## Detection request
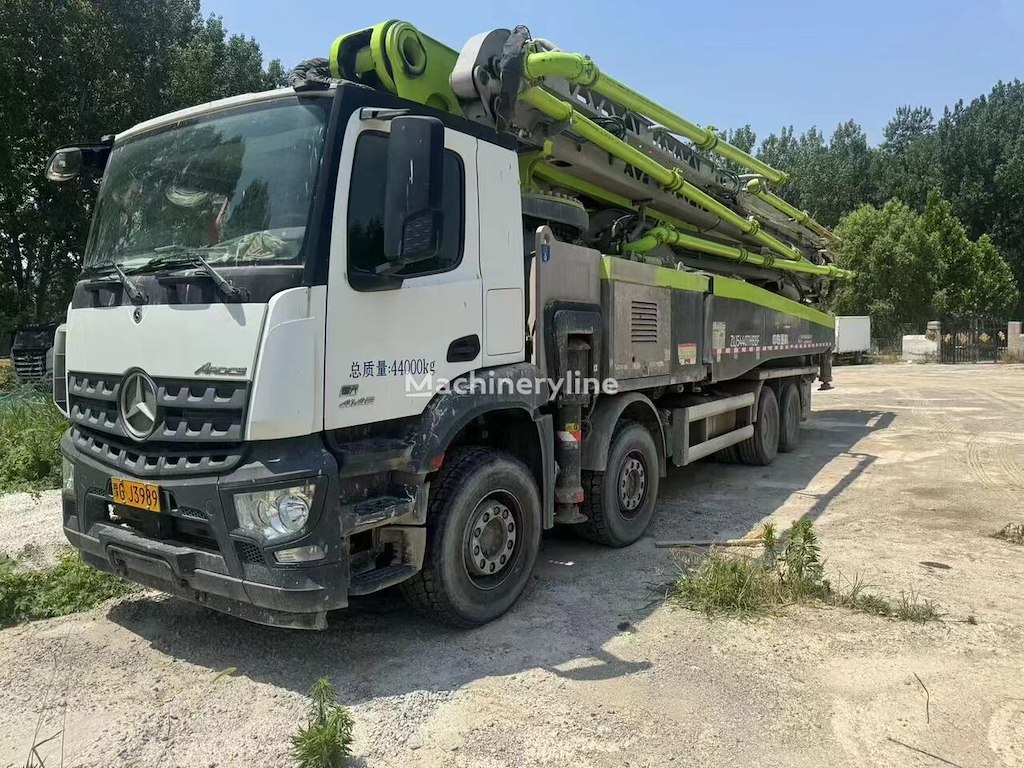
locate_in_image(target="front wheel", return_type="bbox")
[401,447,541,627]
[578,421,660,547]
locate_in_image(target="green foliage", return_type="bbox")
[671,550,775,616]
[0,361,15,395]
[782,519,825,598]
[0,0,283,345]
[0,392,67,493]
[671,521,830,616]
[753,80,1024,316]
[671,521,940,623]
[0,550,136,627]
[292,679,355,768]
[830,195,1018,332]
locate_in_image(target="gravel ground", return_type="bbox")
[0,490,65,568]
[1,364,1023,767]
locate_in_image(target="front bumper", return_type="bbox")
[61,431,349,630]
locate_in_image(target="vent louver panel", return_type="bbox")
[630,300,659,343]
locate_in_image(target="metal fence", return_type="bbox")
[939,316,1008,363]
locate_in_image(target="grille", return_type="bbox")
[236,542,264,564]
[630,300,659,343]
[13,352,47,383]
[70,426,244,478]
[67,372,248,444]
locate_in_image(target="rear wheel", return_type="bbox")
[401,447,541,627]
[737,386,780,466]
[778,381,802,453]
[578,421,660,547]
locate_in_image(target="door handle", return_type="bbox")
[447,334,481,362]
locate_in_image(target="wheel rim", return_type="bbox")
[617,450,648,519]
[463,491,521,590]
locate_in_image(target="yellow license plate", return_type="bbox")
[111,478,163,513]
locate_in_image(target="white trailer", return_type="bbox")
[834,316,871,364]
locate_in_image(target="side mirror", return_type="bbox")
[382,116,444,272]
[45,142,112,183]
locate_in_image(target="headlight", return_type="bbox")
[233,482,314,541]
[61,457,75,496]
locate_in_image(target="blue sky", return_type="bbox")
[202,0,1023,146]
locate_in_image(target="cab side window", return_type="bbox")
[347,131,465,278]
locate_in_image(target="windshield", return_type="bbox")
[84,95,331,272]
[14,329,53,349]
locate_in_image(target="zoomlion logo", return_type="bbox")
[194,362,248,377]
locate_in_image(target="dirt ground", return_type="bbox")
[2,364,1023,768]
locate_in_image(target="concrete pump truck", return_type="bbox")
[46,21,851,629]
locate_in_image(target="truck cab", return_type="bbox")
[11,322,57,386]
[52,82,546,629]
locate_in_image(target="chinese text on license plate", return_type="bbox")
[111,478,162,513]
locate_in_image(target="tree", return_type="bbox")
[831,197,1018,335]
[875,105,940,211]
[935,81,1024,313]
[831,200,938,334]
[0,0,282,344]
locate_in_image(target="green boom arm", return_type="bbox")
[523,51,790,186]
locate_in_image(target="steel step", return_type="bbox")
[352,494,416,532]
[348,564,418,596]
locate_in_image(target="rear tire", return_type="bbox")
[578,421,660,547]
[401,447,541,627]
[737,386,780,466]
[778,381,801,453]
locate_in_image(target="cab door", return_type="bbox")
[324,109,482,429]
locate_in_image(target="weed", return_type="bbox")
[782,519,828,599]
[670,520,940,623]
[994,522,1024,545]
[894,590,941,623]
[291,678,354,768]
[671,551,774,616]
[0,390,67,493]
[0,550,136,627]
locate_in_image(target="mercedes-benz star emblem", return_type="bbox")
[119,371,159,441]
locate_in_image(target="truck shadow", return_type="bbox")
[106,407,896,705]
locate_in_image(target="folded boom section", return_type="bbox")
[329,20,851,303]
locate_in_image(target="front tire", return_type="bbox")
[578,421,660,547]
[401,447,541,627]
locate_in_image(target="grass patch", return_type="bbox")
[0,550,137,627]
[0,359,15,394]
[292,678,355,768]
[994,522,1024,545]
[0,390,67,493]
[670,520,940,622]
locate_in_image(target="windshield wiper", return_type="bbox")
[187,252,248,301]
[139,250,247,301]
[88,262,149,304]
